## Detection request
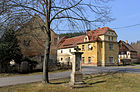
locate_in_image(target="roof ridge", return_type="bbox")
[66,35,86,39]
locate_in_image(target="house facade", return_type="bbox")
[118,40,137,64]
[57,27,119,66]
[16,14,58,68]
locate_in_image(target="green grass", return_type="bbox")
[131,67,140,68]
[0,72,140,92]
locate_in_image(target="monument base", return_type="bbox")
[70,71,84,85]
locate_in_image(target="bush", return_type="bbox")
[19,61,29,73]
[19,57,38,73]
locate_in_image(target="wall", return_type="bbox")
[57,47,75,64]
[16,15,58,64]
[78,42,98,66]
[103,41,119,66]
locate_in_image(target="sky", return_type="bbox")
[106,0,140,43]
[0,0,140,43]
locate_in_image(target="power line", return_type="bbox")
[54,23,140,32]
[112,23,140,29]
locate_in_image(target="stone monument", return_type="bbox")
[70,46,83,85]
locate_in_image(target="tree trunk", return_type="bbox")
[42,0,51,83]
[0,63,2,73]
[42,37,50,83]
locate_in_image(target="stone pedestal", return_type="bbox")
[70,52,83,85]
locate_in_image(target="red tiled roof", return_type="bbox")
[58,35,85,49]
[58,27,114,49]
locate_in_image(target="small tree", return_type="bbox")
[0,30,22,72]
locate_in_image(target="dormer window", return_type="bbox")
[84,36,89,42]
[85,38,87,41]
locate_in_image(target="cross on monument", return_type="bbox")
[74,46,81,52]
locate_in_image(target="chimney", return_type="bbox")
[86,29,90,34]
[125,40,128,44]
[86,29,90,31]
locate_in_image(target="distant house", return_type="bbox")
[137,54,140,62]
[118,40,137,64]
[57,27,119,66]
[16,14,58,68]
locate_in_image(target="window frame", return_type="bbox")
[61,50,63,53]
[109,43,113,50]
[82,45,84,51]
[88,57,91,63]
[109,57,113,63]
[82,57,85,63]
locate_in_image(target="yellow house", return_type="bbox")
[57,27,119,66]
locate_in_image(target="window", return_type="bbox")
[82,57,85,63]
[84,36,88,42]
[23,40,31,47]
[88,44,92,50]
[108,36,110,40]
[68,57,70,62]
[82,45,84,51]
[69,49,71,52]
[54,38,57,45]
[109,57,113,63]
[85,37,87,41]
[88,57,91,63]
[111,37,113,41]
[101,42,103,48]
[61,50,63,53]
[109,43,113,50]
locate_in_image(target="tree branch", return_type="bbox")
[50,0,83,23]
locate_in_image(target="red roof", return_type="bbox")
[58,35,85,49]
[58,27,114,49]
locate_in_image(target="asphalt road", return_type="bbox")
[0,65,140,87]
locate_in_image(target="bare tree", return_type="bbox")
[0,0,113,83]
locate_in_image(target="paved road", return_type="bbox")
[0,65,140,87]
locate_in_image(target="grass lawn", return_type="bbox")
[0,69,71,78]
[0,72,140,92]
